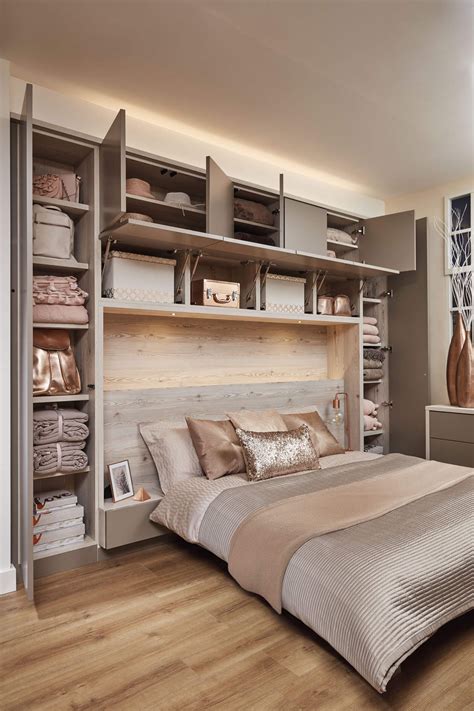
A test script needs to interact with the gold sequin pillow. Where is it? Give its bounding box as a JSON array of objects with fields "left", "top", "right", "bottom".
[{"left": 235, "top": 424, "right": 320, "bottom": 481}]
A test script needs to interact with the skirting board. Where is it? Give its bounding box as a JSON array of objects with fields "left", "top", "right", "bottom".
[{"left": 0, "top": 565, "right": 17, "bottom": 595}]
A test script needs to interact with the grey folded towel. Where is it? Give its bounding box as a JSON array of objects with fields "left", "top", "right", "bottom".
[
  {"left": 33, "top": 441, "right": 88, "bottom": 474},
  {"left": 33, "top": 408, "right": 89, "bottom": 445}
]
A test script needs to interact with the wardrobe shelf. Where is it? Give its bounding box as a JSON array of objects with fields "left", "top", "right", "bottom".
[
  {"left": 33, "top": 194, "right": 90, "bottom": 219},
  {"left": 33, "top": 256, "right": 89, "bottom": 273},
  {"left": 327, "top": 239, "right": 358, "bottom": 255},
  {"left": 233, "top": 217, "right": 279, "bottom": 235},
  {"left": 33, "top": 535, "right": 96, "bottom": 561},
  {"left": 363, "top": 430, "right": 385, "bottom": 438},
  {"left": 364, "top": 380, "right": 383, "bottom": 385},
  {"left": 126, "top": 193, "right": 206, "bottom": 230},
  {"left": 33, "top": 394, "right": 90, "bottom": 404},
  {"left": 100, "top": 219, "right": 400, "bottom": 279},
  {"left": 363, "top": 297, "right": 382, "bottom": 304},
  {"left": 363, "top": 344, "right": 384, "bottom": 348},
  {"left": 100, "top": 299, "right": 361, "bottom": 326},
  {"left": 33, "top": 323, "right": 89, "bottom": 330},
  {"left": 33, "top": 467, "right": 90, "bottom": 481}
]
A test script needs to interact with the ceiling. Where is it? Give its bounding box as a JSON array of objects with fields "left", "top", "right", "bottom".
[{"left": 1, "top": 0, "right": 473, "bottom": 198}]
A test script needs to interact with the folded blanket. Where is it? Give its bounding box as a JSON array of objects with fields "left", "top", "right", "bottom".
[
  {"left": 363, "top": 399, "right": 378, "bottom": 416},
  {"left": 364, "top": 415, "right": 383, "bottom": 431},
  {"left": 33, "top": 408, "right": 89, "bottom": 444},
  {"left": 363, "top": 358, "right": 384, "bottom": 369},
  {"left": 363, "top": 349, "right": 386, "bottom": 362},
  {"left": 33, "top": 441, "right": 88, "bottom": 474},
  {"left": 327, "top": 227, "right": 357, "bottom": 245},
  {"left": 363, "top": 324, "right": 379, "bottom": 336},
  {"left": 33, "top": 276, "right": 88, "bottom": 305},
  {"left": 363, "top": 335, "right": 381, "bottom": 344},
  {"left": 363, "top": 316, "right": 377, "bottom": 326},
  {"left": 363, "top": 368, "right": 384, "bottom": 380},
  {"left": 33, "top": 304, "right": 89, "bottom": 324}
]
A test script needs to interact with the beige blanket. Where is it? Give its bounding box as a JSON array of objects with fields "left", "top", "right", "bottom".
[{"left": 228, "top": 459, "right": 473, "bottom": 612}]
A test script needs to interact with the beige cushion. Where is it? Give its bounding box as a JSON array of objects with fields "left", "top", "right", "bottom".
[
  {"left": 236, "top": 425, "right": 320, "bottom": 481},
  {"left": 186, "top": 417, "right": 245, "bottom": 480},
  {"left": 281, "top": 410, "right": 345, "bottom": 457},
  {"left": 227, "top": 408, "right": 288, "bottom": 433},
  {"left": 139, "top": 422, "right": 203, "bottom": 494}
]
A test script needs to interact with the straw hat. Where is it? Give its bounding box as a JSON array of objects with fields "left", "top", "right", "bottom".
[
  {"left": 126, "top": 178, "right": 154, "bottom": 199},
  {"left": 164, "top": 191, "right": 192, "bottom": 208}
]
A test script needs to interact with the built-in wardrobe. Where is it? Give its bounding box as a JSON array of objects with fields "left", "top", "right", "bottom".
[{"left": 12, "top": 84, "right": 424, "bottom": 600}]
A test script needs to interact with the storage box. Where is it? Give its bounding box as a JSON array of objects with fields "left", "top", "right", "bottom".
[
  {"left": 33, "top": 504, "right": 84, "bottom": 532},
  {"left": 191, "top": 279, "right": 240, "bottom": 308},
  {"left": 33, "top": 522, "right": 85, "bottom": 550},
  {"left": 102, "top": 251, "right": 176, "bottom": 304},
  {"left": 261, "top": 273, "right": 306, "bottom": 314}
]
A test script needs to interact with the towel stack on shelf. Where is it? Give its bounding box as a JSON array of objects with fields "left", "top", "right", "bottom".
[
  {"left": 33, "top": 489, "right": 85, "bottom": 554},
  {"left": 33, "top": 275, "right": 89, "bottom": 324},
  {"left": 363, "top": 316, "right": 381, "bottom": 345},
  {"left": 363, "top": 348, "right": 385, "bottom": 381},
  {"left": 363, "top": 398, "right": 383, "bottom": 431},
  {"left": 33, "top": 408, "right": 89, "bottom": 476}
]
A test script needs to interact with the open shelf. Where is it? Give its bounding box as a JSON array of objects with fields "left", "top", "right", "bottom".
[
  {"left": 33, "top": 534, "right": 96, "bottom": 561},
  {"left": 33, "top": 466, "right": 90, "bottom": 481},
  {"left": 126, "top": 193, "right": 206, "bottom": 230},
  {"left": 327, "top": 239, "right": 358, "bottom": 255},
  {"left": 33, "top": 194, "right": 89, "bottom": 219},
  {"left": 33, "top": 322, "right": 89, "bottom": 330},
  {"left": 363, "top": 297, "right": 382, "bottom": 304},
  {"left": 100, "top": 219, "right": 399, "bottom": 279},
  {"left": 33, "top": 393, "right": 90, "bottom": 404},
  {"left": 234, "top": 217, "right": 278, "bottom": 236},
  {"left": 364, "top": 430, "right": 385, "bottom": 438},
  {"left": 364, "top": 380, "right": 383, "bottom": 385},
  {"left": 363, "top": 343, "right": 384, "bottom": 348},
  {"left": 33, "top": 256, "right": 89, "bottom": 273},
  {"left": 102, "top": 487, "right": 162, "bottom": 511},
  {"left": 100, "top": 298, "right": 360, "bottom": 326}
]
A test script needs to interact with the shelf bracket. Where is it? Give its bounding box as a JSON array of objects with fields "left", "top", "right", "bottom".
[
  {"left": 190, "top": 251, "right": 203, "bottom": 281},
  {"left": 174, "top": 250, "right": 192, "bottom": 304},
  {"left": 101, "top": 237, "right": 117, "bottom": 291}
]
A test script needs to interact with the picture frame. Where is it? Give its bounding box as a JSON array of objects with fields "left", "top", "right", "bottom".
[{"left": 108, "top": 460, "right": 134, "bottom": 502}]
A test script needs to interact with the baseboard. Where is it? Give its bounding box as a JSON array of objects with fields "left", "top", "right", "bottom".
[{"left": 0, "top": 564, "right": 17, "bottom": 595}]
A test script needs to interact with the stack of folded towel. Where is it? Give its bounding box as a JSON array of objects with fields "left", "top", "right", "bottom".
[
  {"left": 363, "top": 398, "right": 383, "bottom": 431},
  {"left": 33, "top": 275, "right": 88, "bottom": 324},
  {"left": 363, "top": 316, "right": 381, "bottom": 345},
  {"left": 33, "top": 408, "right": 89, "bottom": 476},
  {"left": 363, "top": 347, "right": 385, "bottom": 381}
]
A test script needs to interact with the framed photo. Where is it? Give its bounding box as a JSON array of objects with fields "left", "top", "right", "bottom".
[{"left": 108, "top": 460, "right": 134, "bottom": 502}]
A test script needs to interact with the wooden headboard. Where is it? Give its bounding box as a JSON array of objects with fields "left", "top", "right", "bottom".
[{"left": 103, "top": 314, "right": 345, "bottom": 491}]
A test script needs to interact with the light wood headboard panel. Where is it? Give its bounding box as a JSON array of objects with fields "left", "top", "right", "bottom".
[{"left": 104, "top": 314, "right": 328, "bottom": 390}]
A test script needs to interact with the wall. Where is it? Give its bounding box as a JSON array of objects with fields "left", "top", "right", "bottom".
[
  {"left": 0, "top": 59, "right": 16, "bottom": 594},
  {"left": 9, "top": 76, "right": 384, "bottom": 219},
  {"left": 386, "top": 178, "right": 474, "bottom": 405}
]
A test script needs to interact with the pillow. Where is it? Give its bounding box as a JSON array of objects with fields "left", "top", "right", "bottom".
[
  {"left": 281, "top": 410, "right": 345, "bottom": 457},
  {"left": 327, "top": 227, "right": 356, "bottom": 245},
  {"left": 236, "top": 425, "right": 320, "bottom": 481},
  {"left": 139, "top": 422, "right": 203, "bottom": 494},
  {"left": 227, "top": 408, "right": 288, "bottom": 433},
  {"left": 186, "top": 417, "right": 245, "bottom": 480}
]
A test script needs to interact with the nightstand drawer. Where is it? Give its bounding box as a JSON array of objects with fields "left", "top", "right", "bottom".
[
  {"left": 429, "top": 411, "right": 474, "bottom": 443},
  {"left": 429, "top": 438, "right": 474, "bottom": 467},
  {"left": 99, "top": 499, "right": 166, "bottom": 549}
]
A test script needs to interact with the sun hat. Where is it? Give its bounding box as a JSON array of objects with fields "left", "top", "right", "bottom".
[
  {"left": 164, "top": 192, "right": 192, "bottom": 208},
  {"left": 126, "top": 178, "right": 155, "bottom": 199}
]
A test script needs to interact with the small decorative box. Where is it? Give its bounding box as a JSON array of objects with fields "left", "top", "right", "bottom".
[
  {"left": 261, "top": 273, "right": 306, "bottom": 314},
  {"left": 102, "top": 251, "right": 176, "bottom": 304}
]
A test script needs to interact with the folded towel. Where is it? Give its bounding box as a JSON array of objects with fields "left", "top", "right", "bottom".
[
  {"left": 363, "top": 358, "right": 384, "bottom": 369},
  {"left": 363, "top": 399, "right": 379, "bottom": 416},
  {"left": 33, "top": 408, "right": 89, "bottom": 445},
  {"left": 363, "top": 316, "right": 378, "bottom": 326},
  {"left": 364, "top": 415, "right": 383, "bottom": 431},
  {"left": 363, "top": 335, "right": 381, "bottom": 344},
  {"left": 33, "top": 276, "right": 88, "bottom": 305},
  {"left": 33, "top": 304, "right": 89, "bottom": 324},
  {"left": 33, "top": 442, "right": 88, "bottom": 474},
  {"left": 363, "top": 368, "right": 384, "bottom": 380},
  {"left": 363, "top": 324, "right": 379, "bottom": 336},
  {"left": 363, "top": 348, "right": 386, "bottom": 362}
]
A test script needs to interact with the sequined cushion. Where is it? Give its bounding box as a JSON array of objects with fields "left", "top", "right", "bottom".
[{"left": 235, "top": 425, "right": 320, "bottom": 481}]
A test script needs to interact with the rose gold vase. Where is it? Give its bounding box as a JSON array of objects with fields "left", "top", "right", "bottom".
[
  {"left": 456, "top": 334, "right": 474, "bottom": 408},
  {"left": 446, "top": 316, "right": 466, "bottom": 405}
]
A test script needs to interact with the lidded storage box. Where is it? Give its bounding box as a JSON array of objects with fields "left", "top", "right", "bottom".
[
  {"left": 261, "top": 273, "right": 306, "bottom": 314},
  {"left": 102, "top": 251, "right": 176, "bottom": 304}
]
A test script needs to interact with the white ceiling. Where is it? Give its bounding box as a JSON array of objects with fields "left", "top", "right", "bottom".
[{"left": 1, "top": 0, "right": 473, "bottom": 198}]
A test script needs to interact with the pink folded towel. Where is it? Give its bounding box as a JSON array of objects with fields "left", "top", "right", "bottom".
[
  {"left": 363, "top": 334, "right": 381, "bottom": 344},
  {"left": 363, "top": 324, "right": 379, "bottom": 336},
  {"left": 33, "top": 304, "right": 89, "bottom": 324},
  {"left": 364, "top": 415, "right": 383, "bottom": 431},
  {"left": 363, "top": 398, "right": 379, "bottom": 416},
  {"left": 363, "top": 316, "right": 377, "bottom": 325}
]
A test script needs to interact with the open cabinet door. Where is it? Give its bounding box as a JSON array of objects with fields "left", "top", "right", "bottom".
[
  {"left": 206, "top": 156, "right": 233, "bottom": 238},
  {"left": 284, "top": 196, "right": 327, "bottom": 253},
  {"left": 278, "top": 174, "right": 285, "bottom": 247},
  {"left": 100, "top": 109, "right": 126, "bottom": 231},
  {"left": 358, "top": 210, "right": 416, "bottom": 272},
  {"left": 18, "top": 84, "right": 34, "bottom": 600}
]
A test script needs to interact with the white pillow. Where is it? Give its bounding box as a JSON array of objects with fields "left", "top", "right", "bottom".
[{"left": 139, "top": 422, "right": 203, "bottom": 494}]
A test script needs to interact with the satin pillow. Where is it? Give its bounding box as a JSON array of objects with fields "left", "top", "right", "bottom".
[
  {"left": 281, "top": 410, "right": 345, "bottom": 457},
  {"left": 186, "top": 417, "right": 246, "bottom": 480},
  {"left": 227, "top": 408, "right": 288, "bottom": 433}
]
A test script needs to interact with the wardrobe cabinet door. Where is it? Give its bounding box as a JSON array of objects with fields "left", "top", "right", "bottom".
[
  {"left": 284, "top": 198, "right": 327, "bottom": 254},
  {"left": 18, "top": 84, "right": 34, "bottom": 600},
  {"left": 358, "top": 210, "right": 416, "bottom": 272},
  {"left": 100, "top": 109, "right": 126, "bottom": 231},
  {"left": 206, "top": 156, "right": 233, "bottom": 238}
]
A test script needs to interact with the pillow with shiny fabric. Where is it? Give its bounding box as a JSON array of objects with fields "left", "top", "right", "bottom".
[
  {"left": 186, "top": 417, "right": 246, "bottom": 480},
  {"left": 281, "top": 410, "right": 345, "bottom": 457},
  {"left": 228, "top": 408, "right": 288, "bottom": 433}
]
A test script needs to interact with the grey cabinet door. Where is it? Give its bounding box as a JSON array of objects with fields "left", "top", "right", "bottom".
[
  {"left": 359, "top": 210, "right": 416, "bottom": 272},
  {"left": 206, "top": 156, "right": 233, "bottom": 238},
  {"left": 100, "top": 109, "right": 126, "bottom": 231},
  {"left": 284, "top": 198, "right": 327, "bottom": 254},
  {"left": 19, "top": 84, "right": 34, "bottom": 600},
  {"left": 388, "top": 218, "right": 430, "bottom": 457}
]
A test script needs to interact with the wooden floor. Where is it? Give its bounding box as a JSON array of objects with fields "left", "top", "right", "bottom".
[{"left": 1, "top": 538, "right": 473, "bottom": 711}]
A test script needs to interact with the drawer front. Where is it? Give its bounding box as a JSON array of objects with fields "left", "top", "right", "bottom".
[
  {"left": 429, "top": 411, "right": 474, "bottom": 444},
  {"left": 430, "top": 438, "right": 474, "bottom": 467},
  {"left": 103, "top": 500, "right": 166, "bottom": 549}
]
